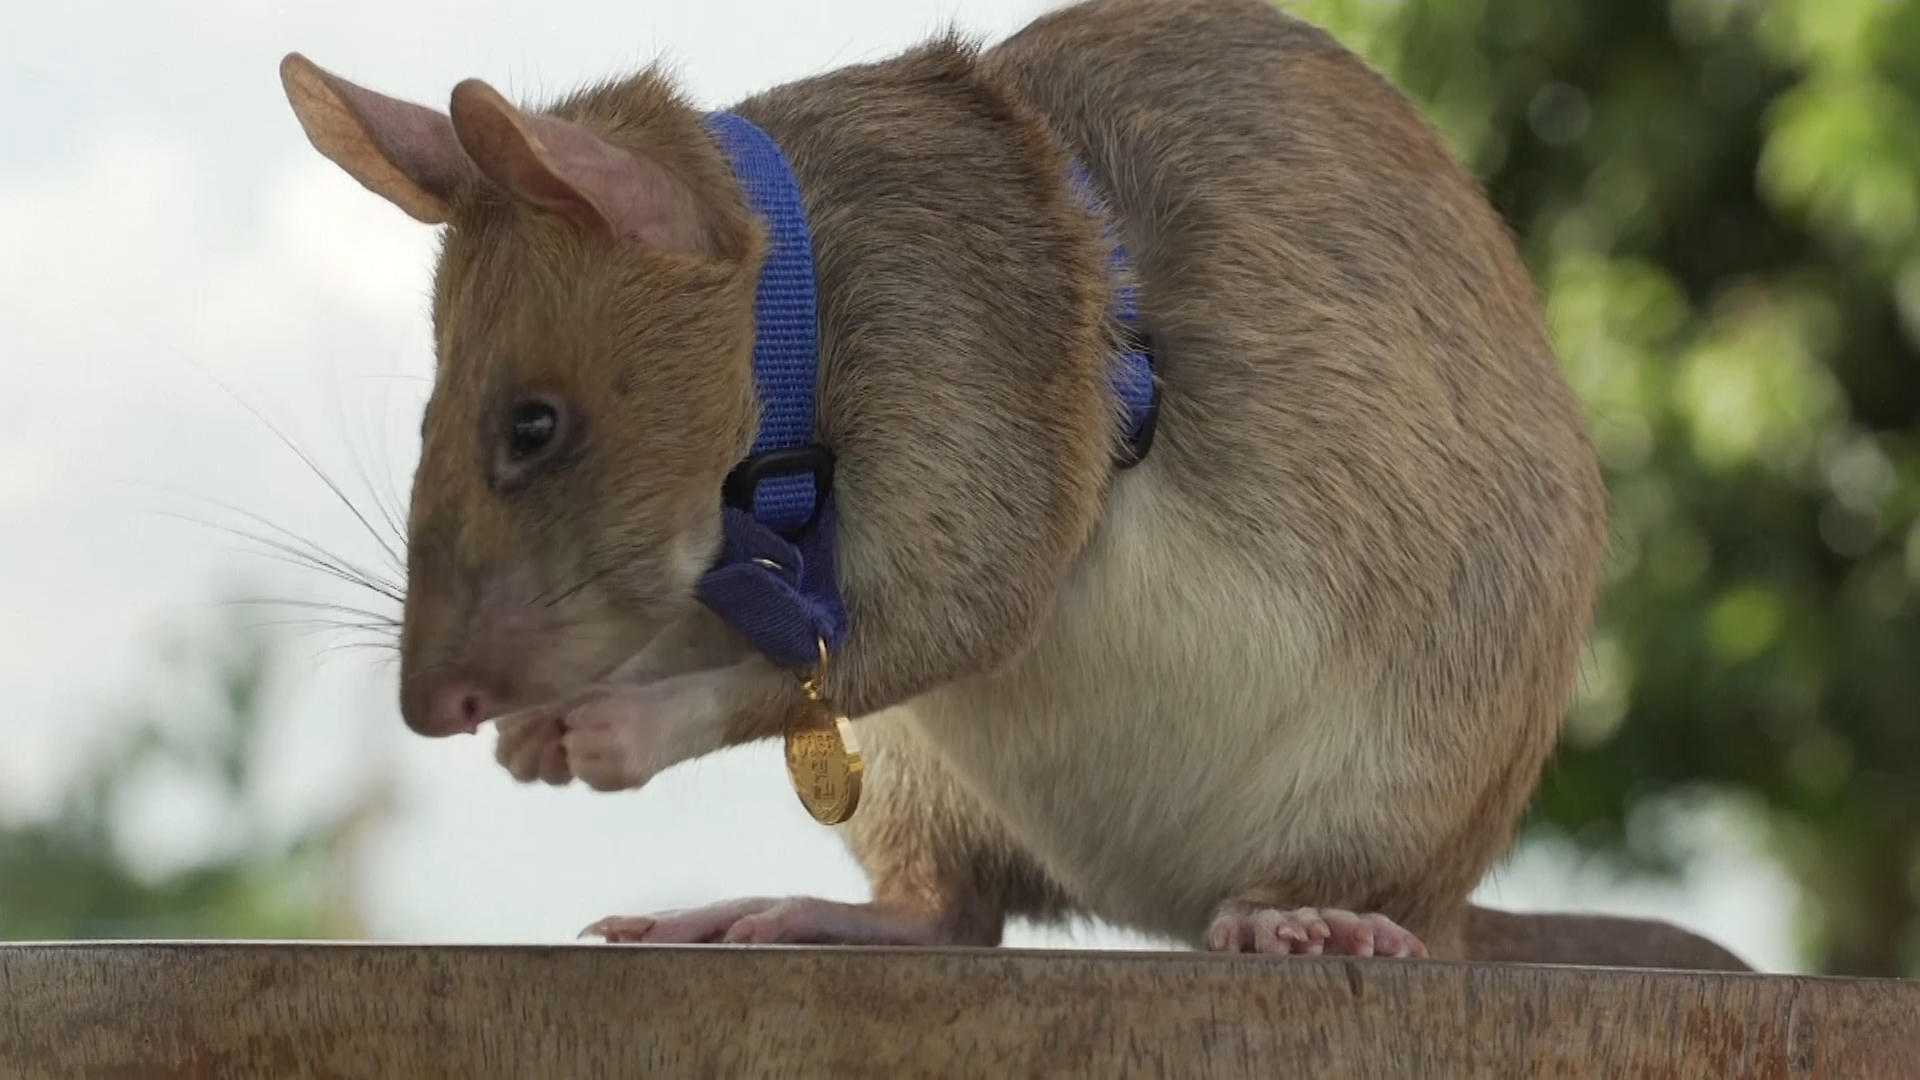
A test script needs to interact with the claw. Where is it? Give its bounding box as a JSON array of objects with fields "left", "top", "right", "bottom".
[{"left": 1208, "top": 903, "right": 1427, "bottom": 959}]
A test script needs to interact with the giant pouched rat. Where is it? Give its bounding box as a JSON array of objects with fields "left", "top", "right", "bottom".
[{"left": 278, "top": 0, "right": 1750, "bottom": 968}]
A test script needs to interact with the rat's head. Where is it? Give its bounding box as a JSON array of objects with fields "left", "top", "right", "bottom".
[{"left": 279, "top": 54, "right": 763, "bottom": 736}]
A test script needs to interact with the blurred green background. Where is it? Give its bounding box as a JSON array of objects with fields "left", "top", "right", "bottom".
[
  {"left": 0, "top": 620, "right": 384, "bottom": 943},
  {"left": 1287, "top": 0, "right": 1920, "bottom": 977},
  {"left": 3, "top": 0, "right": 1915, "bottom": 976}
]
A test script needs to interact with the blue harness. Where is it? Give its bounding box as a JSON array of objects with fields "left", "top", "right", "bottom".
[{"left": 695, "top": 111, "right": 1159, "bottom": 670}]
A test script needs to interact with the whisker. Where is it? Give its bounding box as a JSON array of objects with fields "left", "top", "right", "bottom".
[
  {"left": 542, "top": 567, "right": 616, "bottom": 610},
  {"left": 219, "top": 607, "right": 400, "bottom": 632},
  {"left": 332, "top": 384, "right": 411, "bottom": 565},
  {"left": 216, "top": 618, "right": 398, "bottom": 657},
  {"left": 144, "top": 508, "right": 404, "bottom": 605},
  {"left": 183, "top": 362, "right": 406, "bottom": 572},
  {"left": 249, "top": 551, "right": 402, "bottom": 606},
  {"left": 262, "top": 620, "right": 400, "bottom": 644},
  {"left": 369, "top": 379, "right": 421, "bottom": 555},
  {"left": 124, "top": 480, "right": 404, "bottom": 597},
  {"left": 316, "top": 640, "right": 402, "bottom": 660},
  {"left": 217, "top": 596, "right": 401, "bottom": 626}
]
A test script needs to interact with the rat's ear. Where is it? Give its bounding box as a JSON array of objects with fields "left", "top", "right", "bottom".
[
  {"left": 447, "top": 78, "right": 708, "bottom": 254},
  {"left": 279, "top": 53, "right": 462, "bottom": 225}
]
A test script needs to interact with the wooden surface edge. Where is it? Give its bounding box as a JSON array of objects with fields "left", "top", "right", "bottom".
[{"left": 3, "top": 943, "right": 1916, "bottom": 1076}]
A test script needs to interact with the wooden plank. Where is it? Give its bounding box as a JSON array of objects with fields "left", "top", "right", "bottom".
[{"left": 1, "top": 944, "right": 1915, "bottom": 1077}]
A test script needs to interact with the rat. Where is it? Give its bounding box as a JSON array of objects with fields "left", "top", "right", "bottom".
[{"left": 277, "top": 0, "right": 1749, "bottom": 969}]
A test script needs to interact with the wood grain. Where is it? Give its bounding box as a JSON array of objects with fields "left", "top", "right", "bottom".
[{"left": 2, "top": 944, "right": 1915, "bottom": 1077}]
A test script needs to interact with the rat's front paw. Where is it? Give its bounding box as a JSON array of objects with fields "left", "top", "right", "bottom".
[
  {"left": 558, "top": 685, "right": 666, "bottom": 792},
  {"left": 491, "top": 689, "right": 652, "bottom": 791},
  {"left": 493, "top": 676, "right": 715, "bottom": 792},
  {"left": 1208, "top": 902, "right": 1427, "bottom": 958},
  {"left": 583, "top": 897, "right": 951, "bottom": 947},
  {"left": 495, "top": 708, "right": 572, "bottom": 786}
]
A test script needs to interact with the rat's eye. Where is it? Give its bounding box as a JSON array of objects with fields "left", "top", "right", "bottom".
[
  {"left": 508, "top": 400, "right": 560, "bottom": 461},
  {"left": 489, "top": 394, "right": 576, "bottom": 492}
]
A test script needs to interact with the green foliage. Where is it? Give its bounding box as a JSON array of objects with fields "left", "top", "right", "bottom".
[
  {"left": 1283, "top": 0, "right": 1920, "bottom": 975},
  {"left": 0, "top": 612, "right": 381, "bottom": 941}
]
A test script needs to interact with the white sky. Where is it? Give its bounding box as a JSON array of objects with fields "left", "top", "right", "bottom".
[{"left": 0, "top": 0, "right": 1803, "bottom": 968}]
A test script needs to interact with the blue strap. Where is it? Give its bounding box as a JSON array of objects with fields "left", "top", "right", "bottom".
[
  {"left": 703, "top": 112, "right": 824, "bottom": 532},
  {"left": 696, "top": 112, "right": 1156, "bottom": 672},
  {"left": 696, "top": 491, "right": 848, "bottom": 670},
  {"left": 1067, "top": 160, "right": 1158, "bottom": 459},
  {"left": 696, "top": 112, "right": 847, "bottom": 669}
]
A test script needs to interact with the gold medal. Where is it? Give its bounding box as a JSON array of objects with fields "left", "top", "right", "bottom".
[{"left": 783, "top": 637, "right": 863, "bottom": 825}]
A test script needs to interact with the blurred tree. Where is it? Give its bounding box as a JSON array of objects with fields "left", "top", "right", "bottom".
[
  {"left": 1284, "top": 0, "right": 1920, "bottom": 975},
  {"left": 0, "top": 609, "right": 389, "bottom": 941}
]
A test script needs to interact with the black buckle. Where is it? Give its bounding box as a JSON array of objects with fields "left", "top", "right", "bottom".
[
  {"left": 1114, "top": 325, "right": 1161, "bottom": 470},
  {"left": 722, "top": 442, "right": 836, "bottom": 534}
]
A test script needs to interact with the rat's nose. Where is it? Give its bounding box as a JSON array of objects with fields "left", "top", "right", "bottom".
[{"left": 401, "top": 673, "right": 494, "bottom": 737}]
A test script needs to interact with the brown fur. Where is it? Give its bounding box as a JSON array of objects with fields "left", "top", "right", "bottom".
[
  {"left": 399, "top": 72, "right": 767, "bottom": 723},
  {"left": 280, "top": 0, "right": 1747, "bottom": 969}
]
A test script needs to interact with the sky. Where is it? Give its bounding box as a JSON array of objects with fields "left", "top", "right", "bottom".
[{"left": 0, "top": 0, "right": 1803, "bottom": 967}]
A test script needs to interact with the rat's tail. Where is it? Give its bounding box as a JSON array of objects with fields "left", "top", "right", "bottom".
[{"left": 1460, "top": 905, "right": 1754, "bottom": 972}]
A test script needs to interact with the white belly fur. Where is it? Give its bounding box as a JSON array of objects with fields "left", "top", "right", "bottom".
[{"left": 906, "top": 467, "right": 1425, "bottom": 943}]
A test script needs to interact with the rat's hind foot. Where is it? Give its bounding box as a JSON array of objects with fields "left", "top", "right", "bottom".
[
  {"left": 1208, "top": 901, "right": 1427, "bottom": 958},
  {"left": 582, "top": 896, "right": 952, "bottom": 947}
]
